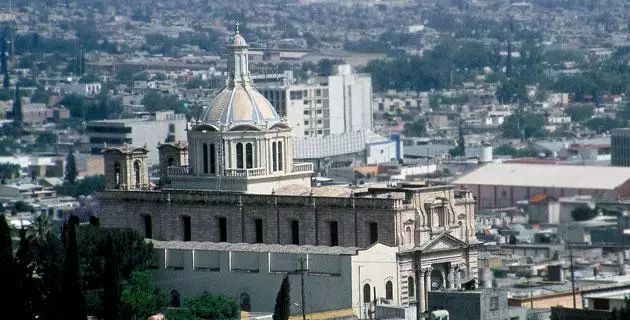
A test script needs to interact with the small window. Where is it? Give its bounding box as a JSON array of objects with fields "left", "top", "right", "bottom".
[
  {"left": 317, "top": 120, "right": 322, "bottom": 124},
  {"left": 291, "top": 220, "right": 299, "bottom": 245},
  {"left": 218, "top": 217, "right": 227, "bottom": 242},
  {"left": 489, "top": 296, "right": 499, "bottom": 311},
  {"left": 170, "top": 290, "right": 181, "bottom": 307},
  {"left": 255, "top": 219, "right": 263, "bottom": 243},
  {"left": 245, "top": 143, "right": 253, "bottom": 169},
  {"left": 277, "top": 141, "right": 283, "bottom": 171},
  {"left": 304, "top": 120, "right": 309, "bottom": 125},
  {"left": 330, "top": 221, "right": 338, "bottom": 246},
  {"left": 143, "top": 215, "right": 152, "bottom": 239},
  {"left": 202, "top": 143, "right": 209, "bottom": 174},
  {"left": 501, "top": 190, "right": 507, "bottom": 198},
  {"left": 303, "top": 110, "right": 309, "bottom": 115},
  {"left": 363, "top": 284, "right": 371, "bottom": 303},
  {"left": 304, "top": 100, "right": 309, "bottom": 105},
  {"left": 236, "top": 143, "right": 244, "bottom": 169},
  {"left": 304, "top": 131, "right": 309, "bottom": 136},
  {"left": 385, "top": 281, "right": 393, "bottom": 300},
  {"left": 408, "top": 277, "right": 414, "bottom": 297},
  {"left": 317, "top": 110, "right": 322, "bottom": 114},
  {"left": 182, "top": 216, "right": 191, "bottom": 241},
  {"left": 168, "top": 123, "right": 175, "bottom": 133},
  {"left": 316, "top": 89, "right": 322, "bottom": 96},
  {"left": 316, "top": 99, "right": 321, "bottom": 104},
  {"left": 317, "top": 130, "right": 322, "bottom": 134},
  {"left": 369, "top": 222, "right": 378, "bottom": 244}
]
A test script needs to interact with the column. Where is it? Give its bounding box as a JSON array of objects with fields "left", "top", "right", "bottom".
[
  {"left": 424, "top": 266, "right": 432, "bottom": 309},
  {"left": 448, "top": 265, "right": 455, "bottom": 289},
  {"left": 417, "top": 270, "right": 425, "bottom": 314},
  {"left": 455, "top": 265, "right": 462, "bottom": 289}
]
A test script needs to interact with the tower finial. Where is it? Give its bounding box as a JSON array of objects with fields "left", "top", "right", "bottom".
[{"left": 235, "top": 21, "right": 240, "bottom": 34}]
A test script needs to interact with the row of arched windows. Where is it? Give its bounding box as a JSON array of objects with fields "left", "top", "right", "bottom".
[
  {"left": 235, "top": 143, "right": 254, "bottom": 169},
  {"left": 362, "top": 281, "right": 394, "bottom": 303}
]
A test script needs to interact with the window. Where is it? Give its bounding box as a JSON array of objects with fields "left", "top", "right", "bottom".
[
  {"left": 202, "top": 143, "right": 209, "bottom": 174},
  {"left": 385, "top": 281, "right": 393, "bottom": 300},
  {"left": 255, "top": 219, "right": 263, "bottom": 243},
  {"left": 408, "top": 277, "right": 414, "bottom": 297},
  {"left": 246, "top": 143, "right": 253, "bottom": 169},
  {"left": 143, "top": 215, "right": 152, "bottom": 239},
  {"left": 501, "top": 190, "right": 507, "bottom": 198},
  {"left": 170, "top": 290, "right": 181, "bottom": 307},
  {"left": 304, "top": 110, "right": 309, "bottom": 115},
  {"left": 438, "top": 206, "right": 446, "bottom": 227},
  {"left": 304, "top": 131, "right": 309, "bottom": 136},
  {"left": 304, "top": 100, "right": 309, "bottom": 105},
  {"left": 218, "top": 217, "right": 227, "bottom": 242},
  {"left": 489, "top": 296, "right": 499, "bottom": 311},
  {"left": 272, "top": 142, "right": 277, "bottom": 171},
  {"left": 317, "top": 130, "right": 322, "bottom": 134},
  {"left": 168, "top": 123, "right": 175, "bottom": 133},
  {"left": 168, "top": 157, "right": 174, "bottom": 167},
  {"left": 316, "top": 99, "right": 321, "bottom": 104},
  {"left": 369, "top": 222, "right": 378, "bottom": 244},
  {"left": 304, "top": 120, "right": 309, "bottom": 125},
  {"left": 330, "top": 221, "right": 338, "bottom": 246},
  {"left": 114, "top": 162, "right": 121, "bottom": 186},
  {"left": 317, "top": 110, "right": 322, "bottom": 114},
  {"left": 363, "top": 284, "right": 371, "bottom": 303},
  {"left": 182, "top": 216, "right": 191, "bottom": 241},
  {"left": 316, "top": 89, "right": 322, "bottom": 96},
  {"left": 291, "top": 220, "right": 299, "bottom": 245},
  {"left": 209, "top": 144, "right": 216, "bottom": 174},
  {"left": 592, "top": 298, "right": 610, "bottom": 310},
  {"left": 236, "top": 143, "right": 244, "bottom": 169},
  {"left": 277, "top": 141, "right": 283, "bottom": 171},
  {"left": 317, "top": 120, "right": 322, "bottom": 124}
]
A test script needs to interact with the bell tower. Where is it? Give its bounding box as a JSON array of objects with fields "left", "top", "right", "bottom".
[{"left": 103, "top": 144, "right": 150, "bottom": 190}]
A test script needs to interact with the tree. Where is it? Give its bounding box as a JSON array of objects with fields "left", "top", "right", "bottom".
[
  {"left": 103, "top": 233, "right": 120, "bottom": 320},
  {"left": 571, "top": 206, "right": 598, "bottom": 221},
  {"left": 65, "top": 149, "right": 77, "bottom": 184},
  {"left": 1, "top": 36, "right": 8, "bottom": 89},
  {"left": 186, "top": 293, "right": 239, "bottom": 319},
  {"left": 0, "top": 214, "right": 18, "bottom": 319},
  {"left": 121, "top": 271, "right": 168, "bottom": 320},
  {"left": 566, "top": 106, "right": 593, "bottom": 122},
  {"left": 14, "top": 227, "right": 34, "bottom": 320},
  {"left": 496, "top": 79, "right": 527, "bottom": 104},
  {"left": 273, "top": 276, "right": 291, "bottom": 320},
  {"left": 56, "top": 175, "right": 105, "bottom": 198},
  {"left": 35, "top": 132, "right": 57, "bottom": 147},
  {"left": 0, "top": 163, "right": 20, "bottom": 180},
  {"left": 406, "top": 119, "right": 427, "bottom": 137},
  {"left": 61, "top": 215, "right": 88, "bottom": 320},
  {"left": 12, "top": 82, "right": 22, "bottom": 126},
  {"left": 501, "top": 112, "right": 548, "bottom": 139}
]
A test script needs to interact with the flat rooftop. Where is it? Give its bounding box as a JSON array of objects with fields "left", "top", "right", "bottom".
[
  {"left": 150, "top": 240, "right": 360, "bottom": 255},
  {"left": 453, "top": 163, "right": 630, "bottom": 190}
]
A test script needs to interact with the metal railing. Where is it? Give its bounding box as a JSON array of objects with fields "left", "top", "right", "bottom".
[{"left": 224, "top": 167, "right": 267, "bottom": 177}]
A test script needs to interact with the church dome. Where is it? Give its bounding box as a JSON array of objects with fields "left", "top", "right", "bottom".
[
  {"left": 200, "top": 85, "right": 280, "bottom": 127},
  {"left": 199, "top": 23, "right": 281, "bottom": 128}
]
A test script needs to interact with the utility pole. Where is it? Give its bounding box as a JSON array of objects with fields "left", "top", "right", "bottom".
[
  {"left": 569, "top": 243, "right": 576, "bottom": 309},
  {"left": 297, "top": 257, "right": 308, "bottom": 320}
]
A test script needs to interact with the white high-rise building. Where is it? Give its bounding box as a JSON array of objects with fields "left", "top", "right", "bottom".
[{"left": 259, "top": 65, "right": 373, "bottom": 138}]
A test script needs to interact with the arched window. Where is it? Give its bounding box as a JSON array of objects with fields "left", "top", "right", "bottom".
[
  {"left": 170, "top": 290, "right": 181, "bottom": 307},
  {"left": 246, "top": 143, "right": 253, "bottom": 169},
  {"left": 209, "top": 144, "right": 216, "bottom": 174},
  {"left": 408, "top": 277, "right": 414, "bottom": 297},
  {"left": 240, "top": 293, "right": 251, "bottom": 311},
  {"left": 236, "top": 143, "right": 244, "bottom": 169},
  {"left": 277, "top": 141, "right": 283, "bottom": 171},
  {"left": 363, "top": 283, "right": 371, "bottom": 303},
  {"left": 385, "top": 281, "right": 393, "bottom": 300},
  {"left": 133, "top": 160, "right": 141, "bottom": 188},
  {"left": 113, "top": 162, "right": 121, "bottom": 186},
  {"left": 405, "top": 226, "right": 412, "bottom": 244},
  {"left": 202, "top": 143, "right": 209, "bottom": 174},
  {"left": 272, "top": 142, "right": 277, "bottom": 171}
]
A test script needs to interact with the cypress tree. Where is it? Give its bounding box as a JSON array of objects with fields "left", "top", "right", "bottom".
[
  {"left": 103, "top": 233, "right": 121, "bottom": 320},
  {"left": 13, "top": 82, "right": 22, "bottom": 126},
  {"left": 457, "top": 118, "right": 465, "bottom": 157},
  {"left": 61, "top": 215, "right": 87, "bottom": 320},
  {"left": 14, "top": 227, "right": 33, "bottom": 320},
  {"left": 0, "top": 214, "right": 18, "bottom": 319},
  {"left": 272, "top": 275, "right": 291, "bottom": 320},
  {"left": 65, "top": 149, "right": 78, "bottom": 184},
  {"left": 506, "top": 40, "right": 512, "bottom": 78}
]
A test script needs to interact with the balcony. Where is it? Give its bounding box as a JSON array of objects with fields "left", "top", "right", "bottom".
[
  {"left": 292, "top": 162, "right": 313, "bottom": 173},
  {"left": 225, "top": 167, "right": 267, "bottom": 177}
]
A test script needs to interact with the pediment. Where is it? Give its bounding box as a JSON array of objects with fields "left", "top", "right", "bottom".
[{"left": 420, "top": 232, "right": 467, "bottom": 252}]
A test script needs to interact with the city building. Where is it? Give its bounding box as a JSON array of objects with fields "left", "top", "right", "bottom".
[
  {"left": 54, "top": 82, "right": 102, "bottom": 96},
  {"left": 611, "top": 128, "right": 630, "bottom": 167},
  {"left": 427, "top": 289, "right": 510, "bottom": 320},
  {"left": 453, "top": 163, "right": 630, "bottom": 210},
  {"left": 259, "top": 65, "right": 373, "bottom": 138},
  {"left": 86, "top": 110, "right": 186, "bottom": 166},
  {"left": 98, "top": 27, "right": 480, "bottom": 318}
]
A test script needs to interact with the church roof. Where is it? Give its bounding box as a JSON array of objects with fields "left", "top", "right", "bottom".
[
  {"left": 150, "top": 240, "right": 360, "bottom": 255},
  {"left": 199, "top": 23, "right": 281, "bottom": 129}
]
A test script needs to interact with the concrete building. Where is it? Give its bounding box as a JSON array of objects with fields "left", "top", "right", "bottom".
[
  {"left": 259, "top": 65, "right": 373, "bottom": 138},
  {"left": 150, "top": 241, "right": 399, "bottom": 319},
  {"left": 86, "top": 111, "right": 186, "bottom": 166},
  {"left": 427, "top": 289, "right": 509, "bottom": 320},
  {"left": 99, "top": 27, "right": 480, "bottom": 318},
  {"left": 453, "top": 163, "right": 630, "bottom": 210},
  {"left": 54, "top": 82, "right": 102, "bottom": 96},
  {"left": 612, "top": 128, "right": 630, "bottom": 167}
]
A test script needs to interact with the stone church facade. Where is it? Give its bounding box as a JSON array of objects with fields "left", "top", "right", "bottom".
[{"left": 98, "top": 25, "right": 479, "bottom": 315}]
